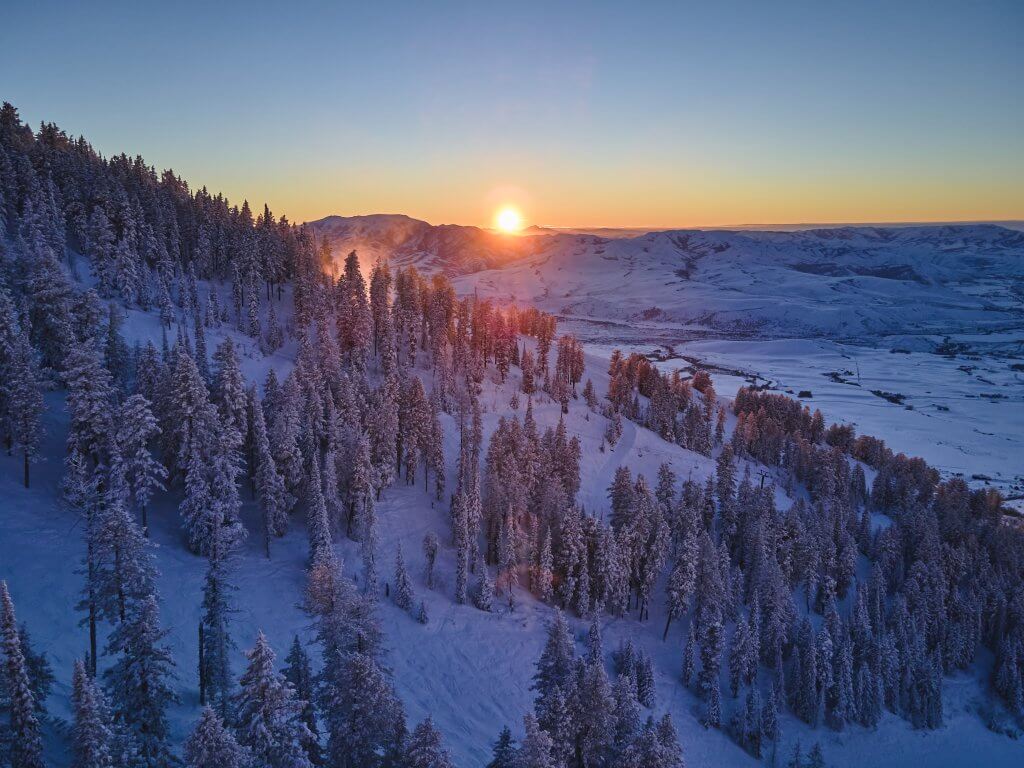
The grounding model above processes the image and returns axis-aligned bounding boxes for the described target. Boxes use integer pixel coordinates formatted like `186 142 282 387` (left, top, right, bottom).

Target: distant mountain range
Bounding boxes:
308 215 1024 341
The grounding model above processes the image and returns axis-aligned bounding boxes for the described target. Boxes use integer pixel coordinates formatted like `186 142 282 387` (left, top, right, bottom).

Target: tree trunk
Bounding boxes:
198 622 206 706
663 612 674 642
142 503 149 538
88 603 97 678
23 451 29 488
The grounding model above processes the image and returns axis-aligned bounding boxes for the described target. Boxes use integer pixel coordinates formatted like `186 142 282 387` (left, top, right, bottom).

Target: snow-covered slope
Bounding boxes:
5 331 1022 768
456 225 1024 340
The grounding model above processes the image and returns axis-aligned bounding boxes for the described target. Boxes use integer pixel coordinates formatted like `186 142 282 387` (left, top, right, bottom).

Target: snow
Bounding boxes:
4 225 1024 766
3 346 1021 767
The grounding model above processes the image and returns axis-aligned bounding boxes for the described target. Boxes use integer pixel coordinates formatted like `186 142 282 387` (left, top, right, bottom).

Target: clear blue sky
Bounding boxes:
3 0 1022 227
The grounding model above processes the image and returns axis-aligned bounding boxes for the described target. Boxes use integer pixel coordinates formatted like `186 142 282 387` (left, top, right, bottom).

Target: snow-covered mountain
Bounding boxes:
310 217 1024 341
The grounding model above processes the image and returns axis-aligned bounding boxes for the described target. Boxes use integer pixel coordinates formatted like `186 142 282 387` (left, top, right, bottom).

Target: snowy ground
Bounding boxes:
3 338 1024 767
4 227 1024 766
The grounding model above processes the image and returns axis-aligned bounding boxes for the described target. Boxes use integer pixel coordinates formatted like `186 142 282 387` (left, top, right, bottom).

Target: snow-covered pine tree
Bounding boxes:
394 543 415 613
306 457 333 565
427 392 445 500
251 387 291 556
283 635 320 765
474 567 495 612
405 716 455 768
5 326 44 488
64 341 115 466
0 581 45 768
322 650 406 768
71 657 114 768
517 713 556 768
112 394 166 534
422 531 439 589
212 337 248 451
199 534 236 718
486 725 516 768
183 707 250 768
234 631 314 768
103 594 178 768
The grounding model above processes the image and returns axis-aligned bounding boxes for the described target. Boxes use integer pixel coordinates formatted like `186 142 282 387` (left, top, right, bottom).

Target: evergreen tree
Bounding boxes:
483 726 515 768
71 658 114 768
183 707 250 768
6 328 44 488
0 581 44 768
322 651 406 768
474 567 495 612
251 388 291 556
103 595 178 768
422 532 439 589
283 636 320 765
516 713 555 768
112 394 166 534
234 631 314 768
200 538 236 718
405 716 455 768
64 341 115 465
394 543 415 613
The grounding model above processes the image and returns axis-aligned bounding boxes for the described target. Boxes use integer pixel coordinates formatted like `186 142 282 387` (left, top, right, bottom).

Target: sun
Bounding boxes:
495 206 524 233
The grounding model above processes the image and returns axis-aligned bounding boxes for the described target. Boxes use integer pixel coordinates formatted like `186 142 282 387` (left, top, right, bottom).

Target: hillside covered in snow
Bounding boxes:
2 104 1024 768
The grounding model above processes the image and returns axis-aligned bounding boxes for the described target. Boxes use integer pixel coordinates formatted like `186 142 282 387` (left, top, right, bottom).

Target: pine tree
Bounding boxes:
283 635 320 764
212 337 248 450
306 457 333 565
265 300 283 352
636 652 656 707
64 341 115 465
474 567 495 612
394 543 415 612
234 631 314 768
6 328 44 488
612 674 642 751
71 658 114 768
405 716 455 768
532 611 574 724
427 392 446 501
608 466 634 532
0 581 44 768
321 650 406 768
200 538 236 718
536 530 554 604
422 532 439 589
183 707 250 768
487 725 517 768
682 621 696 686
112 394 166 534
516 713 555 768
252 388 291 555
103 595 178 768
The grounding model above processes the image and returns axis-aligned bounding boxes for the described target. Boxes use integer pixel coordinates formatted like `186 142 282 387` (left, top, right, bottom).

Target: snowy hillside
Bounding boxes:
456 225 1024 340
3 106 1024 768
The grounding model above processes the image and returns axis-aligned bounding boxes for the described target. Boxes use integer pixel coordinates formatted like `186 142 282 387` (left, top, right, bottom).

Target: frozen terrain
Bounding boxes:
313 215 1024 505
3 304 1023 768
2 236 1023 767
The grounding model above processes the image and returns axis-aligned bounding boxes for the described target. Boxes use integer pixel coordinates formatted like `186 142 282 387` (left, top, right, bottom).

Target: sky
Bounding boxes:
2 0 1022 228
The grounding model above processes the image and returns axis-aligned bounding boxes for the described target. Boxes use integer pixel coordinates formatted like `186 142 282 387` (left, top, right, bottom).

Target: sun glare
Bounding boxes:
495 206 524 233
